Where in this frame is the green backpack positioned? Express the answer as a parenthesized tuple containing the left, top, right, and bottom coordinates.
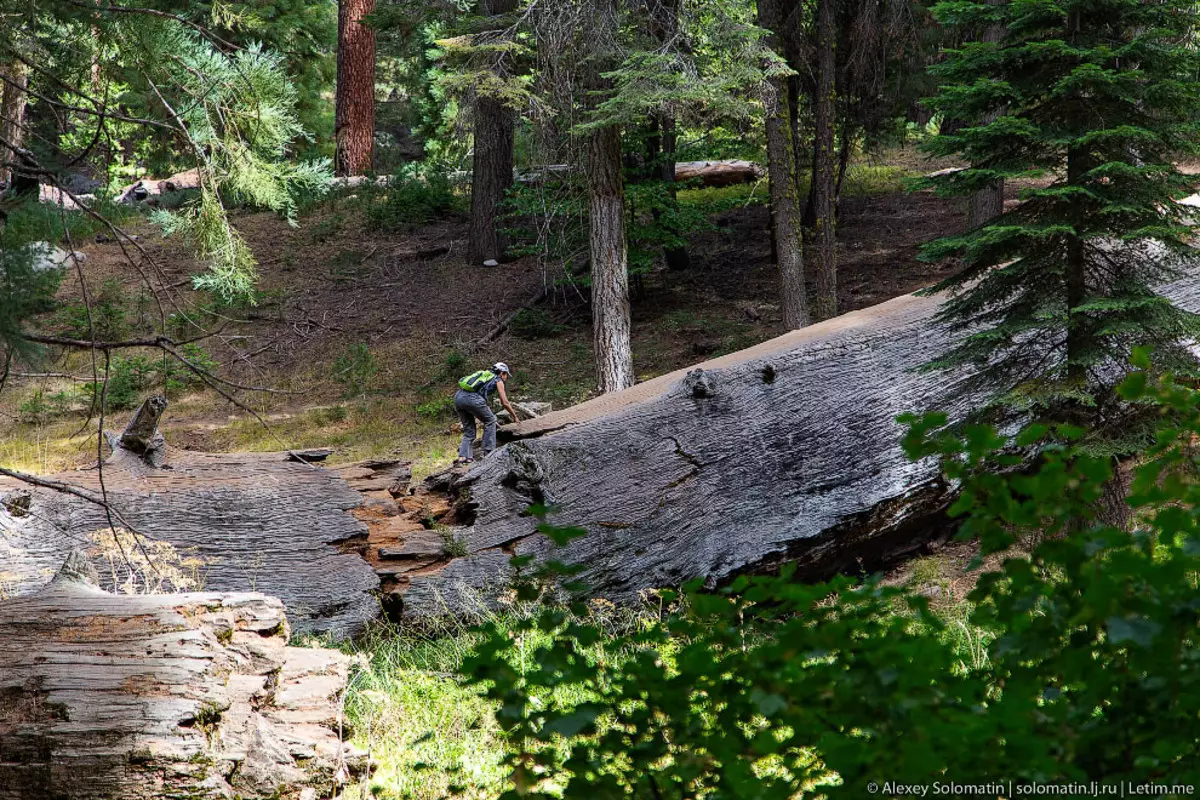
(458, 370, 496, 392)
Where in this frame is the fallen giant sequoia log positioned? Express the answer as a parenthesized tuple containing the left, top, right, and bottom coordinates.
(0, 554, 364, 800)
(7, 268, 1200, 623)
(381, 270, 1200, 615)
(0, 397, 409, 636)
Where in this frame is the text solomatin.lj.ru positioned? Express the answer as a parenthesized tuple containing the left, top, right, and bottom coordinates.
(866, 781, 1196, 797)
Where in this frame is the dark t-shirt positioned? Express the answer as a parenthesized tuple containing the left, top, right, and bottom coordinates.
(479, 376, 503, 402)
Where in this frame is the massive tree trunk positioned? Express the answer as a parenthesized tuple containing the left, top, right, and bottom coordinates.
(811, 0, 838, 321)
(0, 397, 408, 638)
(8, 273, 1200, 623)
(758, 0, 809, 330)
(0, 557, 363, 799)
(334, 0, 377, 176)
(467, 0, 518, 265)
(0, 60, 29, 186)
(585, 0, 634, 394)
(374, 266, 1200, 618)
(588, 123, 635, 393)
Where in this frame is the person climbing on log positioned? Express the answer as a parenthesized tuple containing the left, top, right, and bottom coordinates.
(454, 362, 520, 464)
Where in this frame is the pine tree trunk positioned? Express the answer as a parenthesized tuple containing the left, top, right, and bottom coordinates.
(967, 180, 1004, 228)
(1065, 144, 1087, 386)
(811, 0, 838, 321)
(0, 60, 29, 186)
(589, 124, 635, 393)
(467, 0, 518, 265)
(966, 0, 1005, 229)
(334, 0, 377, 176)
(835, 130, 854, 204)
(758, 0, 809, 330)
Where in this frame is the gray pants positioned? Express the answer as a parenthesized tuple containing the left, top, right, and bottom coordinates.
(455, 389, 496, 460)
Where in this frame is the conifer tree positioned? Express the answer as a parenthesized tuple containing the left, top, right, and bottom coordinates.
(921, 0, 1200, 423)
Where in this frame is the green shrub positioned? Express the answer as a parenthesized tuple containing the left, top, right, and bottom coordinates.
(443, 348, 468, 377)
(333, 343, 378, 398)
(84, 354, 156, 411)
(313, 405, 349, 425)
(163, 343, 218, 395)
(627, 181, 715, 277)
(417, 395, 456, 420)
(461, 359, 1200, 797)
(365, 173, 458, 231)
(47, 388, 83, 416)
(17, 390, 50, 425)
(509, 308, 565, 340)
(56, 278, 128, 341)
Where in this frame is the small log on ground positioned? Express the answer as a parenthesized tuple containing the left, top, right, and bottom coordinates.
(373, 268, 1200, 616)
(0, 554, 364, 800)
(673, 160, 764, 186)
(0, 399, 407, 637)
(514, 161, 762, 188)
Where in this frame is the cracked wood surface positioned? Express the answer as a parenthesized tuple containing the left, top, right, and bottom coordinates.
(383, 270, 1200, 615)
(0, 564, 363, 800)
(0, 448, 409, 637)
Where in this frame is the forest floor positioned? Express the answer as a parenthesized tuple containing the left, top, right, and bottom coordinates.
(4, 146, 1032, 800)
(2, 146, 989, 479)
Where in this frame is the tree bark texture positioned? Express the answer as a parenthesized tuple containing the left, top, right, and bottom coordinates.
(811, 0, 838, 321)
(334, 0, 377, 177)
(588, 123, 635, 393)
(0, 432, 411, 637)
(0, 60, 29, 186)
(467, 0, 519, 265)
(1065, 145, 1088, 385)
(758, 0, 809, 330)
(377, 267, 1200, 617)
(0, 561, 363, 799)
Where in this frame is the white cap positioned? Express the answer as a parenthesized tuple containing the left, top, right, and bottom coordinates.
(493, 362, 511, 375)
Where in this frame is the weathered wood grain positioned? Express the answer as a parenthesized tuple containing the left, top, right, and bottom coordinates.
(0, 448, 398, 636)
(0, 559, 363, 800)
(383, 271, 1200, 615)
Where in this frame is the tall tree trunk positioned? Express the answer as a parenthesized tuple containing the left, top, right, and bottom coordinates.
(811, 0, 838, 321)
(834, 128, 854, 205)
(1065, 146, 1088, 388)
(589, 124, 635, 393)
(1064, 10, 1086, 389)
(966, 0, 1006, 228)
(468, 0, 518, 265)
(334, 0, 377, 176)
(758, 0, 809, 330)
(0, 61, 29, 187)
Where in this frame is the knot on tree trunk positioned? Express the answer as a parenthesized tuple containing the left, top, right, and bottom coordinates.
(2, 489, 32, 518)
(683, 368, 717, 398)
(501, 444, 554, 510)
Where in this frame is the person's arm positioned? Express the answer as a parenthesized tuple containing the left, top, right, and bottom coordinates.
(496, 380, 520, 422)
